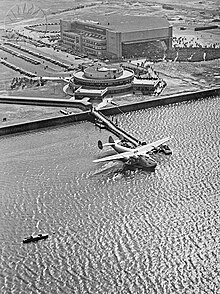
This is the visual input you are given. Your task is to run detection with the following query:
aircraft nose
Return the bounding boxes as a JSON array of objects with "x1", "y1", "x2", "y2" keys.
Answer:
[
  {"x1": 149, "y1": 160, "x2": 157, "y2": 167},
  {"x1": 140, "y1": 156, "x2": 157, "y2": 168},
  {"x1": 151, "y1": 161, "x2": 157, "y2": 168},
  {"x1": 148, "y1": 158, "x2": 157, "y2": 168}
]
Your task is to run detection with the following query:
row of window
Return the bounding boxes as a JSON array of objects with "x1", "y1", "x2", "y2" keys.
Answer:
[
  {"x1": 63, "y1": 34, "x2": 106, "y2": 46},
  {"x1": 63, "y1": 30, "x2": 106, "y2": 42},
  {"x1": 63, "y1": 39, "x2": 75, "y2": 45},
  {"x1": 63, "y1": 32, "x2": 78, "y2": 39},
  {"x1": 83, "y1": 43, "x2": 106, "y2": 51},
  {"x1": 82, "y1": 38, "x2": 106, "y2": 46},
  {"x1": 74, "y1": 78, "x2": 134, "y2": 87},
  {"x1": 78, "y1": 30, "x2": 106, "y2": 40},
  {"x1": 63, "y1": 39, "x2": 80, "y2": 47},
  {"x1": 83, "y1": 47, "x2": 103, "y2": 55},
  {"x1": 63, "y1": 36, "x2": 76, "y2": 41}
]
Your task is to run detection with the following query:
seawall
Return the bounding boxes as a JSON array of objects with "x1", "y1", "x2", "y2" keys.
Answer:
[
  {"x1": 100, "y1": 87, "x2": 220, "y2": 116},
  {"x1": 0, "y1": 112, "x2": 89, "y2": 136},
  {"x1": 0, "y1": 87, "x2": 219, "y2": 136}
]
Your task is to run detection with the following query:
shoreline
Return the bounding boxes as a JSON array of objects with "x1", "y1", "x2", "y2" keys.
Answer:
[
  {"x1": 0, "y1": 1, "x2": 219, "y2": 136},
  {"x1": 0, "y1": 86, "x2": 219, "y2": 136}
]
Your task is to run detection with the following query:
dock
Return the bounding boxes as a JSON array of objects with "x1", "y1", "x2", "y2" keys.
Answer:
[{"x1": 0, "y1": 95, "x2": 91, "y2": 111}]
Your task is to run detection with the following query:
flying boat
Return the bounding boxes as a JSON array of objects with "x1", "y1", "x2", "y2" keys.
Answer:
[{"x1": 93, "y1": 136, "x2": 172, "y2": 169}]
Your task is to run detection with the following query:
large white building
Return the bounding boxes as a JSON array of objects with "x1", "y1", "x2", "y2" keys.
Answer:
[{"x1": 60, "y1": 15, "x2": 172, "y2": 59}]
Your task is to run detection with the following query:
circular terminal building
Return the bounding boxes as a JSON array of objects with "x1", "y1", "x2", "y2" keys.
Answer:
[{"x1": 71, "y1": 64, "x2": 134, "y2": 99}]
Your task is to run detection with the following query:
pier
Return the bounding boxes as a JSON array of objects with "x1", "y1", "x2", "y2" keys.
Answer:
[
  {"x1": 0, "y1": 95, "x2": 91, "y2": 111},
  {"x1": 90, "y1": 107, "x2": 141, "y2": 146}
]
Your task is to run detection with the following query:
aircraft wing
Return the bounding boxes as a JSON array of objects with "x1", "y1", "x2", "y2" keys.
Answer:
[
  {"x1": 93, "y1": 149, "x2": 142, "y2": 163},
  {"x1": 137, "y1": 136, "x2": 171, "y2": 154},
  {"x1": 93, "y1": 137, "x2": 172, "y2": 163}
]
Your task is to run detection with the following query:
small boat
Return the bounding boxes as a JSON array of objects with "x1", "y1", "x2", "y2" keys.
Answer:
[
  {"x1": 23, "y1": 233, "x2": 48, "y2": 244},
  {"x1": 60, "y1": 109, "x2": 69, "y2": 115}
]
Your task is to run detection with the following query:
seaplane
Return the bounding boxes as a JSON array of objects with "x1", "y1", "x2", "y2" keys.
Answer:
[{"x1": 93, "y1": 136, "x2": 172, "y2": 169}]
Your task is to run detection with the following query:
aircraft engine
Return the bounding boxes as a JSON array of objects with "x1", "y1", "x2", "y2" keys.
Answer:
[
  {"x1": 126, "y1": 156, "x2": 137, "y2": 165},
  {"x1": 132, "y1": 154, "x2": 139, "y2": 160},
  {"x1": 123, "y1": 156, "x2": 130, "y2": 162}
]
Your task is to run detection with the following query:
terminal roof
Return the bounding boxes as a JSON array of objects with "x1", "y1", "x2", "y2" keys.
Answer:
[{"x1": 93, "y1": 15, "x2": 170, "y2": 33}]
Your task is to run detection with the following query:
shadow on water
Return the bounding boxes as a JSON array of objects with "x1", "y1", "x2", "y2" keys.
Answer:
[{"x1": 90, "y1": 160, "x2": 155, "y2": 182}]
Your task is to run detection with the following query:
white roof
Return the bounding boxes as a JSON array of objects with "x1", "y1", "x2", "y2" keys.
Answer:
[
  {"x1": 75, "y1": 87, "x2": 107, "y2": 94},
  {"x1": 133, "y1": 77, "x2": 157, "y2": 86}
]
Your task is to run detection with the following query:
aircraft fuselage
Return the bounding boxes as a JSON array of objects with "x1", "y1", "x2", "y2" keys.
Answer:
[{"x1": 112, "y1": 143, "x2": 157, "y2": 169}]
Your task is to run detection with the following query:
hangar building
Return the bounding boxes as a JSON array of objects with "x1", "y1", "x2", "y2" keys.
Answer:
[{"x1": 60, "y1": 15, "x2": 172, "y2": 59}]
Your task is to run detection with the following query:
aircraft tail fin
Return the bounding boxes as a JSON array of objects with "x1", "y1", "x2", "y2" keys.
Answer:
[
  {"x1": 98, "y1": 140, "x2": 103, "y2": 150},
  {"x1": 98, "y1": 137, "x2": 115, "y2": 150}
]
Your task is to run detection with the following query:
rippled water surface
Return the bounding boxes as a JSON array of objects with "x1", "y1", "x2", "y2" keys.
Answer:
[{"x1": 0, "y1": 97, "x2": 219, "y2": 294}]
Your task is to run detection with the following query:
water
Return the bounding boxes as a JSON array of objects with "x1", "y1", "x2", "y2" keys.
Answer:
[{"x1": 0, "y1": 97, "x2": 219, "y2": 293}]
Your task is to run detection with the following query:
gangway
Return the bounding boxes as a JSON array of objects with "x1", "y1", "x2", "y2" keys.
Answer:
[{"x1": 91, "y1": 107, "x2": 142, "y2": 147}]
